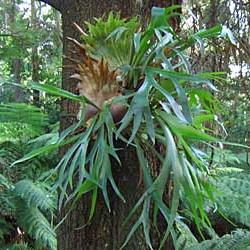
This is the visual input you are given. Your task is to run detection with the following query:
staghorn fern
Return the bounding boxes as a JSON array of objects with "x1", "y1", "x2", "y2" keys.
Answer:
[
  {"x1": 12, "y1": 6, "x2": 248, "y2": 249},
  {"x1": 82, "y1": 12, "x2": 138, "y2": 69}
]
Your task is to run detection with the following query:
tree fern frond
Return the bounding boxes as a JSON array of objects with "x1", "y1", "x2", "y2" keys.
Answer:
[
  {"x1": 16, "y1": 203, "x2": 56, "y2": 250},
  {"x1": 0, "y1": 242, "x2": 31, "y2": 250},
  {"x1": 14, "y1": 180, "x2": 55, "y2": 211},
  {"x1": 212, "y1": 168, "x2": 250, "y2": 227},
  {"x1": 0, "y1": 217, "x2": 13, "y2": 242},
  {"x1": 0, "y1": 103, "x2": 48, "y2": 133},
  {"x1": 185, "y1": 229, "x2": 250, "y2": 250}
]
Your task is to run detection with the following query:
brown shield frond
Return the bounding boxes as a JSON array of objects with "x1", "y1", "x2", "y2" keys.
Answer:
[{"x1": 68, "y1": 37, "x2": 121, "y2": 109}]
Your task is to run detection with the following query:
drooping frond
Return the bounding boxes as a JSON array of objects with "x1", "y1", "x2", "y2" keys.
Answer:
[
  {"x1": 15, "y1": 203, "x2": 56, "y2": 250},
  {"x1": 0, "y1": 242, "x2": 31, "y2": 250},
  {"x1": 14, "y1": 180, "x2": 56, "y2": 212},
  {"x1": 0, "y1": 103, "x2": 48, "y2": 126},
  {"x1": 185, "y1": 229, "x2": 250, "y2": 250},
  {"x1": 0, "y1": 103, "x2": 48, "y2": 135},
  {"x1": 212, "y1": 168, "x2": 250, "y2": 227}
]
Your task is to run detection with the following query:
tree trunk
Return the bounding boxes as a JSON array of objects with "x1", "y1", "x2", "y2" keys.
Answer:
[
  {"x1": 38, "y1": 1, "x2": 181, "y2": 249},
  {"x1": 7, "y1": 0, "x2": 24, "y2": 102},
  {"x1": 31, "y1": 0, "x2": 40, "y2": 106}
]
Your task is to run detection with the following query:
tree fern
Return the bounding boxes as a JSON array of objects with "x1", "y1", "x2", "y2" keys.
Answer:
[
  {"x1": 0, "y1": 175, "x2": 56, "y2": 249},
  {"x1": 0, "y1": 242, "x2": 31, "y2": 250},
  {"x1": 0, "y1": 103, "x2": 48, "y2": 130},
  {"x1": 212, "y1": 168, "x2": 250, "y2": 227},
  {"x1": 185, "y1": 229, "x2": 250, "y2": 250},
  {"x1": 15, "y1": 202, "x2": 56, "y2": 250},
  {"x1": 14, "y1": 180, "x2": 55, "y2": 211}
]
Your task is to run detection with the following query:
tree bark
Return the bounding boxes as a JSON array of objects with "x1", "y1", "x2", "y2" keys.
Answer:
[
  {"x1": 7, "y1": 0, "x2": 24, "y2": 102},
  {"x1": 31, "y1": 0, "x2": 40, "y2": 106},
  {"x1": 38, "y1": 1, "x2": 181, "y2": 249}
]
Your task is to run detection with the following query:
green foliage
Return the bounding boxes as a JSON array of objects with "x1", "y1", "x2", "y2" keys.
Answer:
[
  {"x1": 0, "y1": 1, "x2": 249, "y2": 249},
  {"x1": 211, "y1": 168, "x2": 250, "y2": 227},
  {"x1": 0, "y1": 103, "x2": 48, "y2": 128},
  {"x1": 1, "y1": 242, "x2": 31, "y2": 250},
  {"x1": 14, "y1": 180, "x2": 56, "y2": 211},
  {"x1": 0, "y1": 111, "x2": 57, "y2": 249},
  {"x1": 16, "y1": 203, "x2": 56, "y2": 250},
  {"x1": 0, "y1": 122, "x2": 40, "y2": 143},
  {"x1": 18, "y1": 6, "x2": 240, "y2": 249},
  {"x1": 0, "y1": 177, "x2": 57, "y2": 250},
  {"x1": 82, "y1": 12, "x2": 138, "y2": 68},
  {"x1": 185, "y1": 229, "x2": 250, "y2": 250}
]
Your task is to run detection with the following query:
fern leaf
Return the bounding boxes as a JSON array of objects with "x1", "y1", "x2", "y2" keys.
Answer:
[
  {"x1": 16, "y1": 203, "x2": 56, "y2": 250},
  {"x1": 14, "y1": 180, "x2": 55, "y2": 211},
  {"x1": 185, "y1": 229, "x2": 250, "y2": 250}
]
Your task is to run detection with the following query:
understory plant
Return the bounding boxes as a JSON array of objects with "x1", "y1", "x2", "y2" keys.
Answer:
[
  {"x1": 0, "y1": 103, "x2": 57, "y2": 249},
  {"x1": 12, "y1": 6, "x2": 249, "y2": 249}
]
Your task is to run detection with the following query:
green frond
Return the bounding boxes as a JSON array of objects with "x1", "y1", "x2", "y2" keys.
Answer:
[
  {"x1": 14, "y1": 180, "x2": 56, "y2": 211},
  {"x1": 0, "y1": 242, "x2": 31, "y2": 250},
  {"x1": 0, "y1": 217, "x2": 13, "y2": 242},
  {"x1": 185, "y1": 229, "x2": 250, "y2": 250},
  {"x1": 0, "y1": 103, "x2": 48, "y2": 135},
  {"x1": 176, "y1": 221, "x2": 198, "y2": 249},
  {"x1": 15, "y1": 6, "x2": 243, "y2": 250},
  {"x1": 0, "y1": 141, "x2": 24, "y2": 169},
  {"x1": 82, "y1": 12, "x2": 138, "y2": 69},
  {"x1": 212, "y1": 168, "x2": 250, "y2": 227},
  {"x1": 0, "y1": 140, "x2": 54, "y2": 182},
  {"x1": 16, "y1": 203, "x2": 56, "y2": 250}
]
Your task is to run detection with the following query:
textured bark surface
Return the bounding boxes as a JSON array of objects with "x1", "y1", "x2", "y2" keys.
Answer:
[
  {"x1": 7, "y1": 0, "x2": 24, "y2": 102},
  {"x1": 31, "y1": 0, "x2": 40, "y2": 106},
  {"x1": 39, "y1": 0, "x2": 181, "y2": 249}
]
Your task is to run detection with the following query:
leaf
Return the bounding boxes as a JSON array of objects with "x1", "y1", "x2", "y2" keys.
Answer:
[
  {"x1": 116, "y1": 78, "x2": 155, "y2": 143},
  {"x1": 160, "y1": 112, "x2": 217, "y2": 141},
  {"x1": 221, "y1": 26, "x2": 237, "y2": 45},
  {"x1": 10, "y1": 134, "x2": 80, "y2": 167},
  {"x1": 29, "y1": 83, "x2": 99, "y2": 109}
]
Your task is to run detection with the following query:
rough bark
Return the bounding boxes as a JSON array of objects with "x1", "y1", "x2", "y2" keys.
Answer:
[
  {"x1": 7, "y1": 0, "x2": 24, "y2": 102},
  {"x1": 38, "y1": 1, "x2": 181, "y2": 249},
  {"x1": 31, "y1": 0, "x2": 40, "y2": 106}
]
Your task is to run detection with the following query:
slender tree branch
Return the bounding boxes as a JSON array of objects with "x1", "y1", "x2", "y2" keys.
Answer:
[{"x1": 37, "y1": 0, "x2": 61, "y2": 12}]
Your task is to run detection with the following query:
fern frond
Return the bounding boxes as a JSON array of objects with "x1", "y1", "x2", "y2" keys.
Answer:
[
  {"x1": 212, "y1": 168, "x2": 250, "y2": 227},
  {"x1": 16, "y1": 203, "x2": 56, "y2": 250},
  {"x1": 0, "y1": 103, "x2": 48, "y2": 132},
  {"x1": 71, "y1": 55, "x2": 121, "y2": 108},
  {"x1": 82, "y1": 12, "x2": 138, "y2": 69},
  {"x1": 0, "y1": 217, "x2": 13, "y2": 242},
  {"x1": 0, "y1": 242, "x2": 31, "y2": 250},
  {"x1": 185, "y1": 229, "x2": 250, "y2": 250},
  {"x1": 14, "y1": 180, "x2": 55, "y2": 211}
]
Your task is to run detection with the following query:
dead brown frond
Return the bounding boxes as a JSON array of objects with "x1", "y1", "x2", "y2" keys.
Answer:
[{"x1": 68, "y1": 35, "x2": 121, "y2": 108}]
